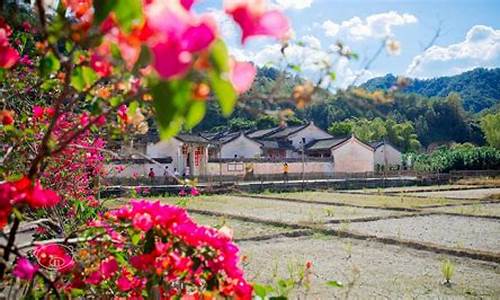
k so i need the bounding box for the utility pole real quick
[301,137,306,191]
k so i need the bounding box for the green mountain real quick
[361,68,500,113]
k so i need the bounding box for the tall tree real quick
[481,112,500,149]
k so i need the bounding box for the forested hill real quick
[361,68,500,112]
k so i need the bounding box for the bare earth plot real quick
[134,187,500,298]
[160,195,404,225]
[424,202,500,217]
[258,191,476,209]
[239,236,500,299]
[341,184,480,194]
[188,212,294,240]
[404,188,500,199]
[330,215,500,253]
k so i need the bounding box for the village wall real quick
[205,160,334,176]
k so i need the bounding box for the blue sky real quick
[195,0,500,87]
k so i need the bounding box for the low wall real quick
[205,160,333,176]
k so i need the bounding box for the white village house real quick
[370,141,403,170]
[107,122,403,178]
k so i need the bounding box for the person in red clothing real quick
[148,168,155,184]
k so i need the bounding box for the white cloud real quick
[274,0,313,10]
[322,11,418,40]
[322,20,340,37]
[207,8,238,42]
[407,25,500,78]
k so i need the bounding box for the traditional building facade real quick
[370,141,403,170]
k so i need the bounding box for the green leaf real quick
[329,71,336,81]
[151,80,192,139]
[131,233,141,245]
[127,101,139,118]
[208,70,236,116]
[185,101,206,129]
[208,40,237,116]
[93,0,119,26]
[209,39,231,73]
[114,0,143,32]
[39,52,60,77]
[326,280,344,288]
[0,68,5,82]
[288,64,301,72]
[132,45,152,73]
[94,0,142,31]
[253,283,273,298]
[71,66,98,91]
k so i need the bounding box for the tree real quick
[481,112,500,149]
[328,121,352,136]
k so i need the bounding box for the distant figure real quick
[148,168,155,184]
[174,168,180,177]
[163,166,169,184]
[283,162,289,183]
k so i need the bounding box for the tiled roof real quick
[306,137,349,151]
[264,124,308,139]
[247,127,280,139]
[258,139,295,150]
[175,134,210,144]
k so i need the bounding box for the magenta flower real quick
[224,0,290,43]
[13,257,38,280]
[132,212,153,231]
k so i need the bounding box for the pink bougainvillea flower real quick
[132,212,154,231]
[224,0,290,43]
[34,244,74,273]
[100,257,118,279]
[0,44,19,69]
[90,53,112,77]
[151,41,192,79]
[117,104,128,123]
[26,180,61,208]
[33,106,44,119]
[229,60,256,94]
[190,187,200,196]
[145,1,216,79]
[13,257,39,280]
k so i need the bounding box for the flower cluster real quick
[0,176,60,228]
[62,200,252,299]
[0,17,19,69]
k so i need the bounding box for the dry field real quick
[121,186,500,298]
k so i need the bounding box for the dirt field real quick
[131,186,500,298]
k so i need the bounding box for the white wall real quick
[220,135,262,158]
[374,144,402,167]
[288,123,332,149]
[146,138,185,173]
[331,137,374,173]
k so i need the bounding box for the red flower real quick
[0,42,19,69]
[34,244,74,273]
[90,53,112,77]
[0,110,14,125]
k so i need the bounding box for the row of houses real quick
[110,122,402,178]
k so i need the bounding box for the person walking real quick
[148,168,155,184]
[283,162,289,183]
